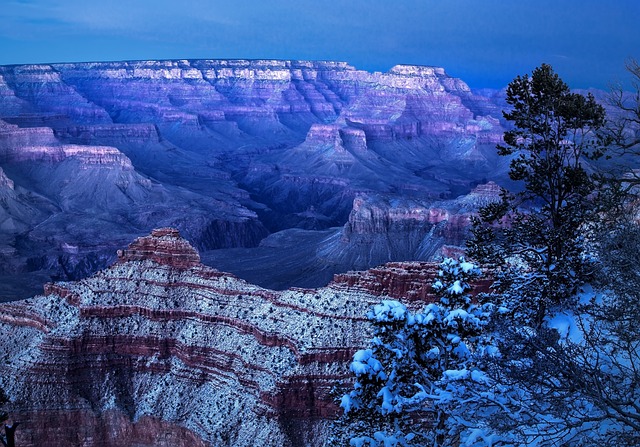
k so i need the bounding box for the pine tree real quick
[460,64,639,447]
[467,63,608,325]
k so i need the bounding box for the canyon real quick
[0,59,509,300]
[0,59,510,445]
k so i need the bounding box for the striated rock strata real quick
[0,59,510,300]
[331,261,492,303]
[116,228,201,268]
[200,182,503,291]
[322,182,503,268]
[0,228,492,446]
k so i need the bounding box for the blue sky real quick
[0,0,638,89]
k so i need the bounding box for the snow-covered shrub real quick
[467,225,640,447]
[328,258,493,447]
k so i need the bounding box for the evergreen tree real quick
[328,258,491,447]
[467,63,608,325]
[460,64,639,447]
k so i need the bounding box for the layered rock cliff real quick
[0,59,508,300]
[195,182,502,292]
[0,229,481,447]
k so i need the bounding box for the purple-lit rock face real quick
[0,229,481,447]
[200,181,503,291]
[0,59,508,300]
[0,59,512,445]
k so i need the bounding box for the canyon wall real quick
[0,229,488,446]
[0,59,507,300]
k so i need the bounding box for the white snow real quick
[547,311,584,344]
[371,300,408,322]
[448,280,465,295]
[350,349,386,379]
[444,368,469,381]
[460,260,478,274]
[377,386,395,414]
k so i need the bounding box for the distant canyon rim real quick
[0,59,512,301]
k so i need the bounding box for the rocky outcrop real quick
[0,64,112,124]
[0,166,13,189]
[330,183,502,265]
[331,262,441,302]
[116,228,201,268]
[331,261,492,303]
[15,411,210,447]
[0,228,488,446]
[0,143,134,168]
[456,181,503,207]
[0,123,58,150]
[54,123,162,146]
[1,228,497,446]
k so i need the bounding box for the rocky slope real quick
[0,228,480,447]
[202,181,502,290]
[0,59,508,300]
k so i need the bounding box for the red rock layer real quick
[331,262,441,302]
[12,410,209,447]
[116,227,201,268]
[331,261,492,303]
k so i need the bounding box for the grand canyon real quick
[0,59,514,446]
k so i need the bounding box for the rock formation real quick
[199,182,503,291]
[116,228,201,268]
[0,59,511,300]
[0,228,490,447]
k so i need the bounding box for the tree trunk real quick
[5,423,19,447]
